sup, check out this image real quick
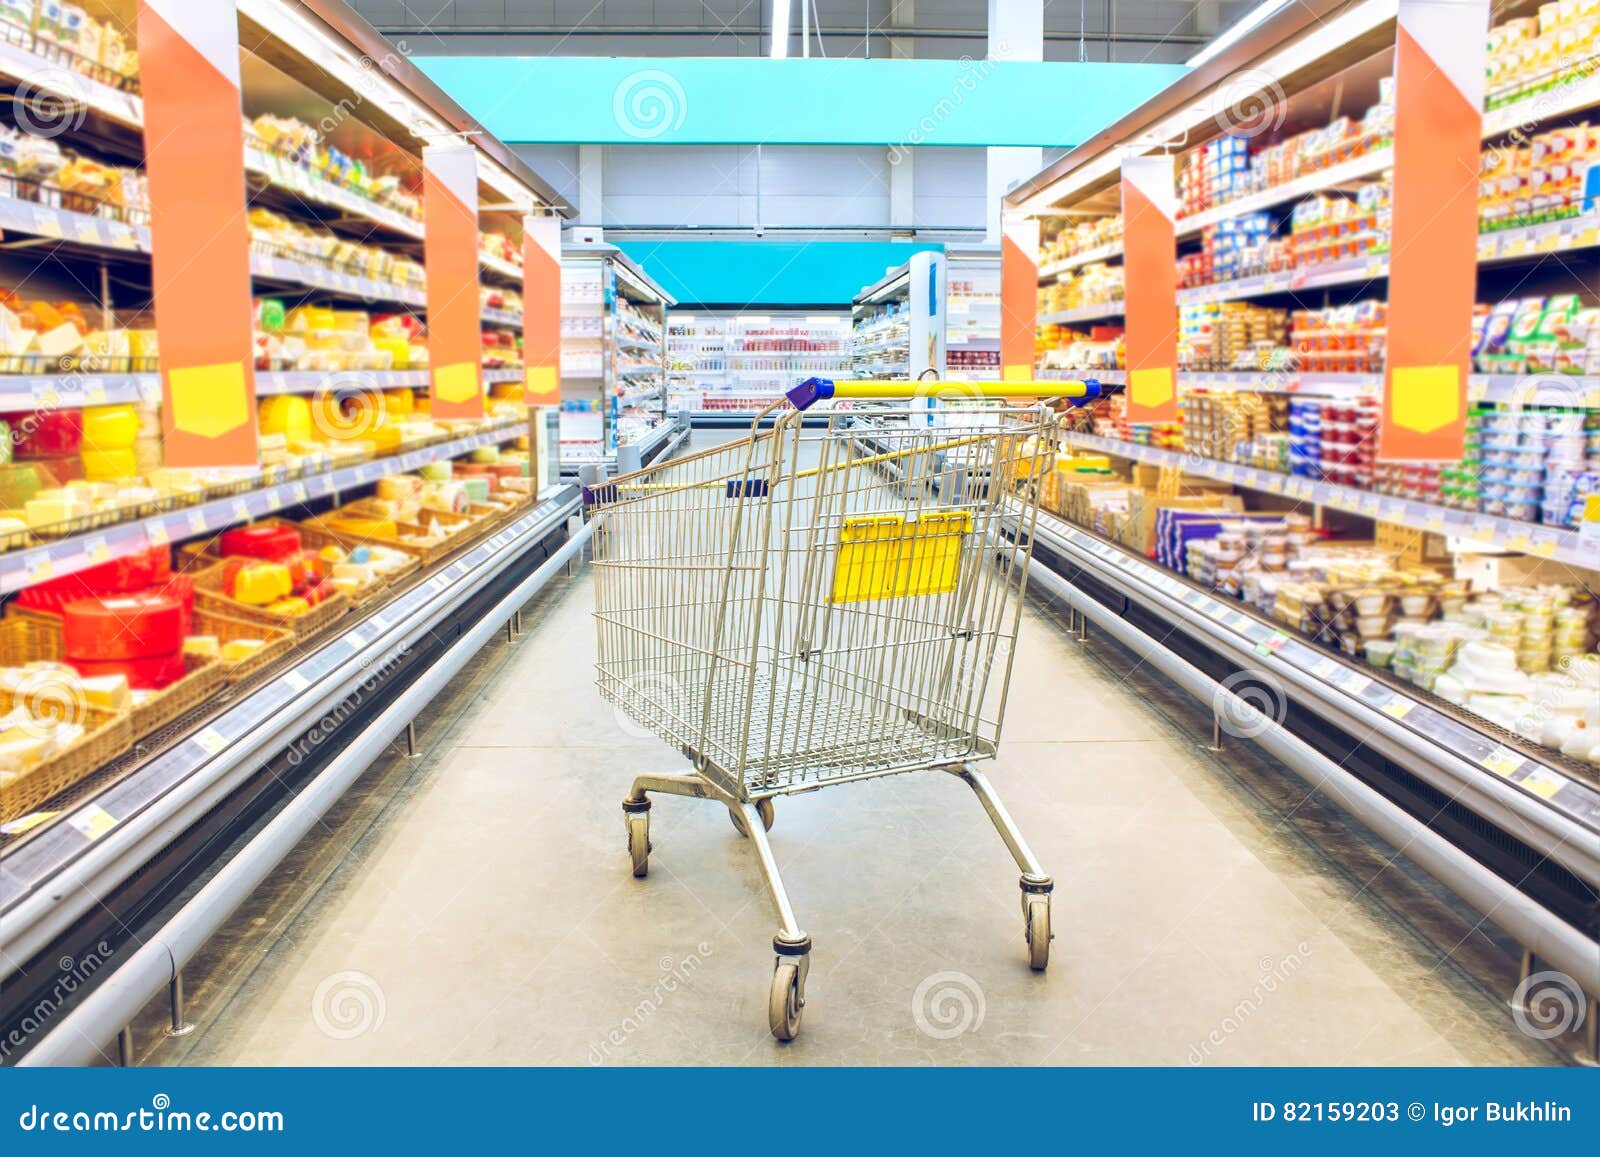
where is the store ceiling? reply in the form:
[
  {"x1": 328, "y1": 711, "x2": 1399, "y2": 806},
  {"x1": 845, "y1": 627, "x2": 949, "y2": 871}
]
[{"x1": 351, "y1": 0, "x2": 1257, "y2": 62}]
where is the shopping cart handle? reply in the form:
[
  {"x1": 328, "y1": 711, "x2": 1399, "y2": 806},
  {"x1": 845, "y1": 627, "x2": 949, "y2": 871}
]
[{"x1": 786, "y1": 377, "x2": 1101, "y2": 411}]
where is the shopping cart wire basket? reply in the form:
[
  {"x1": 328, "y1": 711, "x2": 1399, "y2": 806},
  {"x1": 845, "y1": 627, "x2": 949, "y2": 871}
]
[{"x1": 591, "y1": 375, "x2": 1101, "y2": 1039}]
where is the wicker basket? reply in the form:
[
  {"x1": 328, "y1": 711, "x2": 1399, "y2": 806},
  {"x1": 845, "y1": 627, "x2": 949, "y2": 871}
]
[
  {"x1": 0, "y1": 687, "x2": 132, "y2": 826},
  {"x1": 174, "y1": 519, "x2": 415, "y2": 606},
  {"x1": 307, "y1": 507, "x2": 478, "y2": 567},
  {"x1": 191, "y1": 562, "x2": 351, "y2": 637},
  {"x1": 0, "y1": 612, "x2": 225, "y2": 741},
  {"x1": 191, "y1": 608, "x2": 298, "y2": 685}
]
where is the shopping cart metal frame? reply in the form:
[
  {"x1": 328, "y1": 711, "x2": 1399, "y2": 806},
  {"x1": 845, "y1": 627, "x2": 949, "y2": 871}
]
[{"x1": 593, "y1": 376, "x2": 1101, "y2": 1040}]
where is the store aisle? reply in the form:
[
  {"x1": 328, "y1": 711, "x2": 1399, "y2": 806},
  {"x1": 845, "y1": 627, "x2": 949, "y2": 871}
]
[{"x1": 161, "y1": 541, "x2": 1561, "y2": 1067}]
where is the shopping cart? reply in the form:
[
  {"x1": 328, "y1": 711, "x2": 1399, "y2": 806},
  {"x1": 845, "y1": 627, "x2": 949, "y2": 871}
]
[{"x1": 590, "y1": 376, "x2": 1101, "y2": 1040}]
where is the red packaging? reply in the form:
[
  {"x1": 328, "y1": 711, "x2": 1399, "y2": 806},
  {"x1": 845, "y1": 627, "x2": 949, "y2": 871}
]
[
  {"x1": 13, "y1": 546, "x2": 172, "y2": 614},
  {"x1": 1, "y1": 410, "x2": 83, "y2": 458},
  {"x1": 70, "y1": 652, "x2": 188, "y2": 690},
  {"x1": 219, "y1": 524, "x2": 302, "y2": 561},
  {"x1": 61, "y1": 594, "x2": 184, "y2": 661}
]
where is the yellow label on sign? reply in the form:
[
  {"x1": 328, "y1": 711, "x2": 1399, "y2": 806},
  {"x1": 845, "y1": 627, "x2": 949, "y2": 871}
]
[
  {"x1": 1002, "y1": 363, "x2": 1034, "y2": 384},
  {"x1": 168, "y1": 361, "x2": 249, "y2": 439},
  {"x1": 524, "y1": 365, "x2": 559, "y2": 404},
  {"x1": 0, "y1": 810, "x2": 58, "y2": 835},
  {"x1": 1380, "y1": 699, "x2": 1414, "y2": 720},
  {"x1": 1390, "y1": 364, "x2": 1461, "y2": 435},
  {"x1": 434, "y1": 361, "x2": 480, "y2": 404},
  {"x1": 1519, "y1": 771, "x2": 1564, "y2": 799},
  {"x1": 1584, "y1": 495, "x2": 1600, "y2": 524},
  {"x1": 1129, "y1": 367, "x2": 1174, "y2": 409},
  {"x1": 70, "y1": 805, "x2": 117, "y2": 840}
]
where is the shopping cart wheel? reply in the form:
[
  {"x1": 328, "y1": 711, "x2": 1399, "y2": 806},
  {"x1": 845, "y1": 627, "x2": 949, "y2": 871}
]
[
  {"x1": 769, "y1": 961, "x2": 804, "y2": 1041},
  {"x1": 729, "y1": 798, "x2": 776, "y2": 837},
  {"x1": 625, "y1": 808, "x2": 651, "y2": 877},
  {"x1": 1024, "y1": 894, "x2": 1052, "y2": 971}
]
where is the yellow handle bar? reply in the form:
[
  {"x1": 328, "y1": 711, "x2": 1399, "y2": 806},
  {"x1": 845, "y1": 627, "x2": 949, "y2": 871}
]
[{"x1": 786, "y1": 377, "x2": 1102, "y2": 410}]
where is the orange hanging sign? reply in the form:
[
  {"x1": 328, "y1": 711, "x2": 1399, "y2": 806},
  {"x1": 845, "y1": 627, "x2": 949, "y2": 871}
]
[
  {"x1": 1000, "y1": 212, "x2": 1039, "y2": 383},
  {"x1": 522, "y1": 214, "x2": 562, "y2": 406},
  {"x1": 424, "y1": 142, "x2": 485, "y2": 420},
  {"x1": 1120, "y1": 155, "x2": 1178, "y2": 423},
  {"x1": 137, "y1": 0, "x2": 258, "y2": 467},
  {"x1": 1380, "y1": 0, "x2": 1489, "y2": 461}
]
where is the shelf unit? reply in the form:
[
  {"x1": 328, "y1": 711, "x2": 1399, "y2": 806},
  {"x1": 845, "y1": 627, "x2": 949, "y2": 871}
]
[
  {"x1": 560, "y1": 243, "x2": 672, "y2": 466},
  {"x1": 0, "y1": 0, "x2": 596, "y2": 1062},
  {"x1": 1006, "y1": 0, "x2": 1600, "y2": 1018},
  {"x1": 942, "y1": 248, "x2": 1002, "y2": 382},
  {"x1": 667, "y1": 311, "x2": 853, "y2": 416}
]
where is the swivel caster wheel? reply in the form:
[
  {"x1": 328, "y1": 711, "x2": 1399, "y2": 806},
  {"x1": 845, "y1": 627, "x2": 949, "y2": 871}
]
[
  {"x1": 769, "y1": 960, "x2": 804, "y2": 1041},
  {"x1": 729, "y1": 798, "x2": 775, "y2": 837},
  {"x1": 624, "y1": 805, "x2": 651, "y2": 877},
  {"x1": 1023, "y1": 893, "x2": 1052, "y2": 971}
]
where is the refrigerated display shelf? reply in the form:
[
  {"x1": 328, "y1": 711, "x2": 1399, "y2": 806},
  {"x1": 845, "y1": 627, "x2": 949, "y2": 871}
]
[
  {"x1": 0, "y1": 372, "x2": 160, "y2": 410},
  {"x1": 0, "y1": 195, "x2": 146, "y2": 254},
  {"x1": 480, "y1": 253, "x2": 523, "y2": 283},
  {"x1": 1012, "y1": 503, "x2": 1600, "y2": 898},
  {"x1": 244, "y1": 145, "x2": 424, "y2": 241},
  {"x1": 483, "y1": 368, "x2": 524, "y2": 384},
  {"x1": 250, "y1": 252, "x2": 426, "y2": 307},
  {"x1": 0, "y1": 38, "x2": 142, "y2": 129},
  {"x1": 481, "y1": 307, "x2": 523, "y2": 328},
  {"x1": 254, "y1": 370, "x2": 431, "y2": 395},
  {"x1": 1167, "y1": 371, "x2": 1600, "y2": 406},
  {"x1": 1037, "y1": 241, "x2": 1122, "y2": 280},
  {"x1": 1054, "y1": 429, "x2": 1596, "y2": 568},
  {"x1": 0, "y1": 420, "x2": 525, "y2": 595},
  {"x1": 0, "y1": 484, "x2": 582, "y2": 976},
  {"x1": 1039, "y1": 302, "x2": 1126, "y2": 326}
]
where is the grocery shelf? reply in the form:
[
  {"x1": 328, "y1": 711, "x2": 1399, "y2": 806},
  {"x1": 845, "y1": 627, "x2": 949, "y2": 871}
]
[
  {"x1": 483, "y1": 367, "x2": 524, "y2": 384},
  {"x1": 480, "y1": 253, "x2": 523, "y2": 284},
  {"x1": 1039, "y1": 302, "x2": 1126, "y2": 326},
  {"x1": 0, "y1": 37, "x2": 141, "y2": 130},
  {"x1": 1037, "y1": 241, "x2": 1123, "y2": 281},
  {"x1": 1055, "y1": 429, "x2": 1595, "y2": 568},
  {"x1": 0, "y1": 484, "x2": 582, "y2": 981},
  {"x1": 0, "y1": 420, "x2": 526, "y2": 596},
  {"x1": 482, "y1": 307, "x2": 524, "y2": 328},
  {"x1": 1175, "y1": 148, "x2": 1396, "y2": 239},
  {"x1": 1012, "y1": 503, "x2": 1600, "y2": 948},
  {"x1": 0, "y1": 194, "x2": 147, "y2": 254},
  {"x1": 1171, "y1": 371, "x2": 1600, "y2": 407},
  {"x1": 0, "y1": 372, "x2": 160, "y2": 411},
  {"x1": 254, "y1": 370, "x2": 431, "y2": 395},
  {"x1": 1022, "y1": 502, "x2": 1600, "y2": 840},
  {"x1": 249, "y1": 252, "x2": 426, "y2": 307},
  {"x1": 244, "y1": 146, "x2": 424, "y2": 242}
]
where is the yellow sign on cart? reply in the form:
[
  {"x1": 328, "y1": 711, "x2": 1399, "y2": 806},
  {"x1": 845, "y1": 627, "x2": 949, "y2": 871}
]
[{"x1": 831, "y1": 511, "x2": 974, "y2": 603}]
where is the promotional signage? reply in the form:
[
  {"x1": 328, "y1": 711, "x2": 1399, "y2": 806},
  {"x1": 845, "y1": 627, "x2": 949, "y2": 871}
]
[
  {"x1": 1379, "y1": 0, "x2": 1490, "y2": 460},
  {"x1": 138, "y1": 0, "x2": 258, "y2": 467},
  {"x1": 1000, "y1": 212, "x2": 1039, "y2": 383},
  {"x1": 424, "y1": 142, "x2": 486, "y2": 420},
  {"x1": 1121, "y1": 154, "x2": 1179, "y2": 422},
  {"x1": 522, "y1": 214, "x2": 562, "y2": 406}
]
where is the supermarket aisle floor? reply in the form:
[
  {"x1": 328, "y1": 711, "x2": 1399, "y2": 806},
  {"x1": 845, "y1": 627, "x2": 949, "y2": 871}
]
[{"x1": 164, "y1": 545, "x2": 1562, "y2": 1065}]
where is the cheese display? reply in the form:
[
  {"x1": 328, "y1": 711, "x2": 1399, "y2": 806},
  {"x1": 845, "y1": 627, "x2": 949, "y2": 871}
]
[
  {"x1": 61, "y1": 594, "x2": 184, "y2": 661},
  {"x1": 223, "y1": 561, "x2": 294, "y2": 606}
]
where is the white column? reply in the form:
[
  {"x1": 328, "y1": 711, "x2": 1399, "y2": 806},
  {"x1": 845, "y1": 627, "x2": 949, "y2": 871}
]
[
  {"x1": 577, "y1": 144, "x2": 604, "y2": 239},
  {"x1": 888, "y1": 0, "x2": 915, "y2": 60},
  {"x1": 985, "y1": 0, "x2": 1043, "y2": 243},
  {"x1": 889, "y1": 147, "x2": 914, "y2": 233}
]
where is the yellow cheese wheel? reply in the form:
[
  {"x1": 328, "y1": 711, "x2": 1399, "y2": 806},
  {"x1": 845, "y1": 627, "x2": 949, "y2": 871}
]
[
  {"x1": 82, "y1": 404, "x2": 140, "y2": 449},
  {"x1": 266, "y1": 596, "x2": 310, "y2": 616},
  {"x1": 233, "y1": 563, "x2": 292, "y2": 605},
  {"x1": 80, "y1": 447, "x2": 139, "y2": 481},
  {"x1": 220, "y1": 639, "x2": 266, "y2": 662},
  {"x1": 326, "y1": 515, "x2": 398, "y2": 538},
  {"x1": 259, "y1": 395, "x2": 313, "y2": 442},
  {"x1": 382, "y1": 387, "x2": 415, "y2": 416}
]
